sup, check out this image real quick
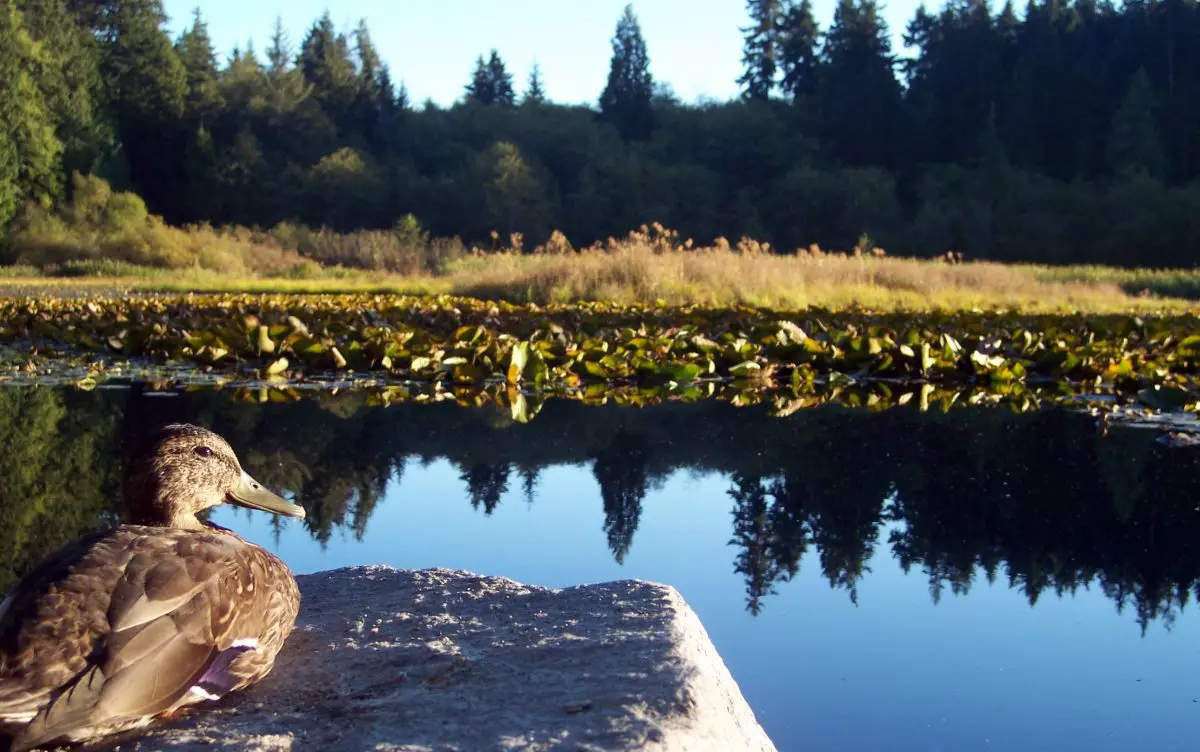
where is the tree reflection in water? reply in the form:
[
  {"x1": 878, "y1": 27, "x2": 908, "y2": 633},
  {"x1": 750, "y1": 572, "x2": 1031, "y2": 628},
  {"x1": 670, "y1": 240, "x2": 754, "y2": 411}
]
[{"x1": 0, "y1": 386, "x2": 1197, "y2": 633}]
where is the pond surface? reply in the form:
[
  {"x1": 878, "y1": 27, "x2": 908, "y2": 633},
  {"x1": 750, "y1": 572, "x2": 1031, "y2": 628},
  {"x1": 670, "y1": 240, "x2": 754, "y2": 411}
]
[{"x1": 0, "y1": 385, "x2": 1198, "y2": 751}]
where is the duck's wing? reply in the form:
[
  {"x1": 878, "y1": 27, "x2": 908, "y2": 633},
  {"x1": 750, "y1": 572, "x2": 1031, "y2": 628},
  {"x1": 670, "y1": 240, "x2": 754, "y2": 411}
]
[
  {"x1": 0, "y1": 530, "x2": 112, "y2": 720},
  {"x1": 9, "y1": 530, "x2": 269, "y2": 751}
]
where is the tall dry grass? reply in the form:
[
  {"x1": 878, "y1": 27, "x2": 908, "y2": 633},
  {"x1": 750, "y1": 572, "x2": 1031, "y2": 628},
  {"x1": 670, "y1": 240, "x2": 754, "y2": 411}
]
[
  {"x1": 445, "y1": 225, "x2": 1155, "y2": 312},
  {"x1": 3, "y1": 201, "x2": 1196, "y2": 312}
]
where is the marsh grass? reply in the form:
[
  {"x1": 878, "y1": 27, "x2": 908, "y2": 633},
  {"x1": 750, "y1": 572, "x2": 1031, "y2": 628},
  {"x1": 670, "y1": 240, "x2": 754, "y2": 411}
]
[
  {"x1": 3, "y1": 186, "x2": 1198, "y2": 313},
  {"x1": 3, "y1": 243, "x2": 1194, "y2": 313},
  {"x1": 1028, "y1": 264, "x2": 1200, "y2": 300},
  {"x1": 446, "y1": 243, "x2": 1154, "y2": 312}
]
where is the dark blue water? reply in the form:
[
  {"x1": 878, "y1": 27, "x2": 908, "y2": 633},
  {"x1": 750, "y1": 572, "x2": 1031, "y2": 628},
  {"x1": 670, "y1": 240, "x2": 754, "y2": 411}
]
[{"x1": 1, "y1": 386, "x2": 1198, "y2": 751}]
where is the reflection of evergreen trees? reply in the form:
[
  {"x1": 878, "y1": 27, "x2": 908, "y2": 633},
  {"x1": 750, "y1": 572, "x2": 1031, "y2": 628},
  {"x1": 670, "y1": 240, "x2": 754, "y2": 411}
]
[
  {"x1": 729, "y1": 473, "x2": 803, "y2": 615},
  {"x1": 0, "y1": 388, "x2": 123, "y2": 592},
  {"x1": 461, "y1": 462, "x2": 510, "y2": 515},
  {"x1": 592, "y1": 429, "x2": 649, "y2": 564},
  {"x1": 2, "y1": 387, "x2": 1200, "y2": 632}
]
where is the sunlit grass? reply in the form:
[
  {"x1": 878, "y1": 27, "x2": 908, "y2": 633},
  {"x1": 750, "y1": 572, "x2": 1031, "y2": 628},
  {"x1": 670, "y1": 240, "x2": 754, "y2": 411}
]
[
  {"x1": 441, "y1": 245, "x2": 1193, "y2": 313},
  {"x1": 1026, "y1": 263, "x2": 1200, "y2": 300},
  {"x1": 4, "y1": 223, "x2": 1199, "y2": 314}
]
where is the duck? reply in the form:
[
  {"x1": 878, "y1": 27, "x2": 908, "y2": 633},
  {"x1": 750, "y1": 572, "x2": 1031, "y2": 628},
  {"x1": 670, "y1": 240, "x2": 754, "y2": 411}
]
[{"x1": 0, "y1": 423, "x2": 306, "y2": 751}]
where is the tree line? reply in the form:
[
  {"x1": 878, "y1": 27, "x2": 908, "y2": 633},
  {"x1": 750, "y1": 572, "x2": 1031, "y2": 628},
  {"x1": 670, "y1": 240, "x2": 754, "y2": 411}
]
[{"x1": 2, "y1": 0, "x2": 1199, "y2": 267}]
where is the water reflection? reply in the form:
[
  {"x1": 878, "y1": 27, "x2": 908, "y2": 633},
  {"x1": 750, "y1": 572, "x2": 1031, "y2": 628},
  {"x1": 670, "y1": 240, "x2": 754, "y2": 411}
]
[{"x1": 0, "y1": 385, "x2": 1198, "y2": 635}]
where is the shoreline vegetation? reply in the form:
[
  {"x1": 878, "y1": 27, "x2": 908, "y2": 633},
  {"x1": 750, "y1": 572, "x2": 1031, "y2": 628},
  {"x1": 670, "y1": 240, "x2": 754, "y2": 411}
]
[
  {"x1": 4, "y1": 289, "x2": 1200, "y2": 411},
  {"x1": 1, "y1": 176, "x2": 1199, "y2": 315}
]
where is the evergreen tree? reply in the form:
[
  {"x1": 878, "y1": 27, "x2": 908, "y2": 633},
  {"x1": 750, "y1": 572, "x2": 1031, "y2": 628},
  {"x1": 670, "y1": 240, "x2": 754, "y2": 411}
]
[
  {"x1": 350, "y1": 19, "x2": 385, "y2": 144},
  {"x1": 96, "y1": 0, "x2": 187, "y2": 123},
  {"x1": 778, "y1": 0, "x2": 821, "y2": 102},
  {"x1": 264, "y1": 14, "x2": 309, "y2": 113},
  {"x1": 1108, "y1": 67, "x2": 1166, "y2": 179},
  {"x1": 904, "y1": 1, "x2": 1006, "y2": 165},
  {"x1": 465, "y1": 55, "x2": 492, "y2": 104},
  {"x1": 353, "y1": 19, "x2": 381, "y2": 84},
  {"x1": 299, "y1": 12, "x2": 356, "y2": 121},
  {"x1": 266, "y1": 15, "x2": 289, "y2": 74},
  {"x1": 0, "y1": 2, "x2": 64, "y2": 225},
  {"x1": 376, "y1": 64, "x2": 398, "y2": 113},
  {"x1": 465, "y1": 49, "x2": 515, "y2": 106},
  {"x1": 92, "y1": 0, "x2": 188, "y2": 219},
  {"x1": 262, "y1": 11, "x2": 312, "y2": 146},
  {"x1": 394, "y1": 79, "x2": 410, "y2": 111},
  {"x1": 221, "y1": 42, "x2": 267, "y2": 111},
  {"x1": 487, "y1": 49, "x2": 515, "y2": 106},
  {"x1": 16, "y1": 0, "x2": 112, "y2": 179},
  {"x1": 600, "y1": 4, "x2": 654, "y2": 140},
  {"x1": 738, "y1": 0, "x2": 785, "y2": 100},
  {"x1": 819, "y1": 0, "x2": 907, "y2": 168},
  {"x1": 372, "y1": 63, "x2": 401, "y2": 154},
  {"x1": 175, "y1": 8, "x2": 223, "y2": 122},
  {"x1": 523, "y1": 61, "x2": 546, "y2": 105}
]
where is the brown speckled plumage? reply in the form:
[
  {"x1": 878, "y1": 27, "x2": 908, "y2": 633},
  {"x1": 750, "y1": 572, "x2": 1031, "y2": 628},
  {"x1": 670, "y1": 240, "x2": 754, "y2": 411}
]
[{"x1": 0, "y1": 424, "x2": 305, "y2": 751}]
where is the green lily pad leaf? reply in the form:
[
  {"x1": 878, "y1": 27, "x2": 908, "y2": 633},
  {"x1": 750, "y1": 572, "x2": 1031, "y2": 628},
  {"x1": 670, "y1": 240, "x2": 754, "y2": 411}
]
[
  {"x1": 920, "y1": 342, "x2": 935, "y2": 373},
  {"x1": 729, "y1": 361, "x2": 761, "y2": 376},
  {"x1": 528, "y1": 349, "x2": 549, "y2": 386},
  {"x1": 292, "y1": 337, "x2": 325, "y2": 356},
  {"x1": 663, "y1": 362, "x2": 703, "y2": 383},
  {"x1": 582, "y1": 361, "x2": 610, "y2": 379},
  {"x1": 1176, "y1": 335, "x2": 1200, "y2": 358},
  {"x1": 266, "y1": 357, "x2": 289, "y2": 376}
]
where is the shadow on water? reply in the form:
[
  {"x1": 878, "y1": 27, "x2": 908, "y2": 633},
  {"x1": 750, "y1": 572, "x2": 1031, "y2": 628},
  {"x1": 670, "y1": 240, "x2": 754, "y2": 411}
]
[{"x1": 1, "y1": 384, "x2": 1198, "y2": 634}]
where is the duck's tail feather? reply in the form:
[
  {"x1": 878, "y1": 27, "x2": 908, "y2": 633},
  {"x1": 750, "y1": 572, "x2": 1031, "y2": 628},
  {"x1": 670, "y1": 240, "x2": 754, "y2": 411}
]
[
  {"x1": 0, "y1": 680, "x2": 50, "y2": 728},
  {"x1": 9, "y1": 665, "x2": 105, "y2": 752}
]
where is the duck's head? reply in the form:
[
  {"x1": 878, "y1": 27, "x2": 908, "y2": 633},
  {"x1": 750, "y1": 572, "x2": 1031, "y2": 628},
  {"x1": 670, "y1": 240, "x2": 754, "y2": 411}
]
[{"x1": 123, "y1": 423, "x2": 306, "y2": 529}]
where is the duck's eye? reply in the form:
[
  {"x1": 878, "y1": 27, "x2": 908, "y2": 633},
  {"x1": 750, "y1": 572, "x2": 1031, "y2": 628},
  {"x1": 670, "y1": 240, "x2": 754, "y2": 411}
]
[{"x1": 194, "y1": 446, "x2": 215, "y2": 458}]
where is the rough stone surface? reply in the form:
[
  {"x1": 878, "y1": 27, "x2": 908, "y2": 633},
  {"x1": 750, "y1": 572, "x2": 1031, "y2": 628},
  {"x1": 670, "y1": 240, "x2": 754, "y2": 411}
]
[{"x1": 123, "y1": 566, "x2": 777, "y2": 752}]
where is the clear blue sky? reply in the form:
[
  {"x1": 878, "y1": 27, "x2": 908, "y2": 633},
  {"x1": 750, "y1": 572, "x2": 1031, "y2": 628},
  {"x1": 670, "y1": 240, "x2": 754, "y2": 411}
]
[{"x1": 163, "y1": 1, "x2": 924, "y2": 107}]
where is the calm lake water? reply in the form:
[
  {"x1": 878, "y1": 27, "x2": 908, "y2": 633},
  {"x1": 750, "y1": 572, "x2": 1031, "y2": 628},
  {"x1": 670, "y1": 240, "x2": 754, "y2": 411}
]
[{"x1": 1, "y1": 384, "x2": 1198, "y2": 751}]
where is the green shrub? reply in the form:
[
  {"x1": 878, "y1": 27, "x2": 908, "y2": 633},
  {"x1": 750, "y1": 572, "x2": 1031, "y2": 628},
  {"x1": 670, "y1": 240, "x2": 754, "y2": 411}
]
[
  {"x1": 267, "y1": 214, "x2": 459, "y2": 274},
  {"x1": 6, "y1": 173, "x2": 305, "y2": 275},
  {"x1": 0, "y1": 264, "x2": 42, "y2": 278}
]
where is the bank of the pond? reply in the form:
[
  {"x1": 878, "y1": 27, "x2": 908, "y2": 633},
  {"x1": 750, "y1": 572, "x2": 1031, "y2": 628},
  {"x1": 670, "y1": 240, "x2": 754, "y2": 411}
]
[
  {"x1": 132, "y1": 566, "x2": 776, "y2": 752},
  {"x1": 5, "y1": 248, "x2": 1200, "y2": 314}
]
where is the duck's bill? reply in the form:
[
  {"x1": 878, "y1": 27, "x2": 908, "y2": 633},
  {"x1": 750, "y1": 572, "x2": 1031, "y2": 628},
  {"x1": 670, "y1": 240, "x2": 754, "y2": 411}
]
[{"x1": 229, "y1": 471, "x2": 306, "y2": 519}]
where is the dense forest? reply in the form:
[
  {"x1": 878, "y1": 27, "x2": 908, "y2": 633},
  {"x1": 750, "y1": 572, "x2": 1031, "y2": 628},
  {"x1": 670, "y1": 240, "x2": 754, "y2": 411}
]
[{"x1": 2, "y1": 0, "x2": 1200, "y2": 266}]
